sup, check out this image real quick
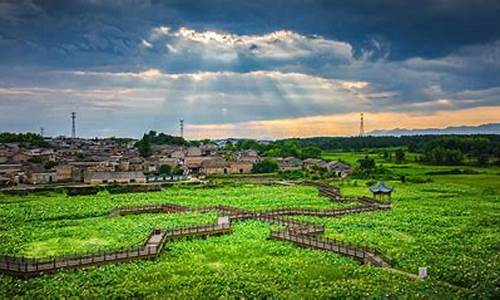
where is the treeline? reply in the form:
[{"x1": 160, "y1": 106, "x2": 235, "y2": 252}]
[
  {"x1": 136, "y1": 131, "x2": 190, "y2": 157},
  {"x1": 0, "y1": 132, "x2": 49, "y2": 147},
  {"x1": 292, "y1": 135, "x2": 500, "y2": 166},
  {"x1": 134, "y1": 132, "x2": 500, "y2": 166},
  {"x1": 226, "y1": 139, "x2": 322, "y2": 160},
  {"x1": 419, "y1": 136, "x2": 499, "y2": 166},
  {"x1": 289, "y1": 135, "x2": 500, "y2": 152}
]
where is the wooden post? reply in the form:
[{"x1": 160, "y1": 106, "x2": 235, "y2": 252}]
[{"x1": 419, "y1": 267, "x2": 428, "y2": 279}]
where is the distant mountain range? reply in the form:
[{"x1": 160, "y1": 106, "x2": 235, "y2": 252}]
[{"x1": 368, "y1": 123, "x2": 500, "y2": 136}]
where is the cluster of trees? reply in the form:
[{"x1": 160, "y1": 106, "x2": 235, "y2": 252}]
[
  {"x1": 292, "y1": 134, "x2": 500, "y2": 153},
  {"x1": 293, "y1": 136, "x2": 407, "y2": 151},
  {"x1": 136, "y1": 131, "x2": 189, "y2": 157},
  {"x1": 227, "y1": 139, "x2": 322, "y2": 160},
  {"x1": 250, "y1": 159, "x2": 333, "y2": 180},
  {"x1": 383, "y1": 149, "x2": 406, "y2": 163},
  {"x1": 0, "y1": 132, "x2": 48, "y2": 147},
  {"x1": 157, "y1": 164, "x2": 184, "y2": 176},
  {"x1": 292, "y1": 135, "x2": 500, "y2": 167},
  {"x1": 419, "y1": 136, "x2": 498, "y2": 166},
  {"x1": 251, "y1": 159, "x2": 279, "y2": 173},
  {"x1": 350, "y1": 156, "x2": 391, "y2": 179}
]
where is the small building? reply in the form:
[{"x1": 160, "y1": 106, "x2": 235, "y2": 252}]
[
  {"x1": 28, "y1": 171, "x2": 57, "y2": 185},
  {"x1": 327, "y1": 161, "x2": 351, "y2": 177},
  {"x1": 303, "y1": 158, "x2": 328, "y2": 170},
  {"x1": 170, "y1": 150, "x2": 186, "y2": 159},
  {"x1": 0, "y1": 164, "x2": 23, "y2": 185},
  {"x1": 200, "y1": 158, "x2": 230, "y2": 175},
  {"x1": 200, "y1": 159, "x2": 253, "y2": 175},
  {"x1": 84, "y1": 171, "x2": 146, "y2": 185},
  {"x1": 0, "y1": 176, "x2": 13, "y2": 187},
  {"x1": 228, "y1": 161, "x2": 253, "y2": 174},
  {"x1": 184, "y1": 156, "x2": 213, "y2": 174},
  {"x1": 277, "y1": 157, "x2": 303, "y2": 171},
  {"x1": 143, "y1": 162, "x2": 157, "y2": 173},
  {"x1": 237, "y1": 150, "x2": 260, "y2": 164},
  {"x1": 369, "y1": 181, "x2": 393, "y2": 200},
  {"x1": 200, "y1": 144, "x2": 219, "y2": 156},
  {"x1": 117, "y1": 160, "x2": 130, "y2": 172},
  {"x1": 12, "y1": 153, "x2": 32, "y2": 164},
  {"x1": 186, "y1": 147, "x2": 202, "y2": 157},
  {"x1": 129, "y1": 157, "x2": 145, "y2": 171},
  {"x1": 55, "y1": 164, "x2": 76, "y2": 182},
  {"x1": 158, "y1": 158, "x2": 180, "y2": 168}
]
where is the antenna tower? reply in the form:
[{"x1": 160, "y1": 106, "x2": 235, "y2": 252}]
[
  {"x1": 71, "y1": 112, "x2": 76, "y2": 138},
  {"x1": 359, "y1": 113, "x2": 365, "y2": 137},
  {"x1": 180, "y1": 118, "x2": 184, "y2": 139}
]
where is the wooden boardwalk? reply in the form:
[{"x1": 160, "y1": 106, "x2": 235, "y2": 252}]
[
  {"x1": 0, "y1": 223, "x2": 230, "y2": 278},
  {"x1": 1, "y1": 182, "x2": 392, "y2": 278}
]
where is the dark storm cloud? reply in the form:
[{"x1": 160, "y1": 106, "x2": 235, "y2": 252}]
[{"x1": 2, "y1": 0, "x2": 500, "y2": 65}]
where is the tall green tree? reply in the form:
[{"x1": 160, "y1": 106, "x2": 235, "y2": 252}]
[
  {"x1": 395, "y1": 149, "x2": 405, "y2": 163},
  {"x1": 301, "y1": 146, "x2": 322, "y2": 159},
  {"x1": 136, "y1": 134, "x2": 152, "y2": 157}
]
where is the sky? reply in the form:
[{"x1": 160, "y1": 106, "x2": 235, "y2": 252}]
[{"x1": 0, "y1": 0, "x2": 500, "y2": 139}]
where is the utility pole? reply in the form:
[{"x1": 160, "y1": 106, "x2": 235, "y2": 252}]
[
  {"x1": 359, "y1": 113, "x2": 365, "y2": 137},
  {"x1": 180, "y1": 118, "x2": 184, "y2": 139},
  {"x1": 71, "y1": 112, "x2": 76, "y2": 138}
]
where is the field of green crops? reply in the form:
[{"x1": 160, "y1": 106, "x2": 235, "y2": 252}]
[{"x1": 1, "y1": 168, "x2": 499, "y2": 298}]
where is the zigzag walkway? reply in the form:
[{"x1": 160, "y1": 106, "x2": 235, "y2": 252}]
[
  {"x1": 0, "y1": 182, "x2": 392, "y2": 278},
  {"x1": 0, "y1": 223, "x2": 230, "y2": 278}
]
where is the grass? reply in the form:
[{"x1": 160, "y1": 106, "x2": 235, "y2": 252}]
[{"x1": 0, "y1": 170, "x2": 499, "y2": 298}]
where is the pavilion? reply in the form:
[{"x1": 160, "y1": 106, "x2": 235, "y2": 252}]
[{"x1": 369, "y1": 181, "x2": 393, "y2": 201}]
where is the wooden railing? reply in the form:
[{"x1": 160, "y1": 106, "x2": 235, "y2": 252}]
[
  {"x1": 258, "y1": 205, "x2": 387, "y2": 217},
  {"x1": 0, "y1": 223, "x2": 231, "y2": 278},
  {"x1": 270, "y1": 231, "x2": 391, "y2": 267}
]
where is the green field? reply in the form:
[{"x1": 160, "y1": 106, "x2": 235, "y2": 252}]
[{"x1": 1, "y1": 163, "x2": 499, "y2": 298}]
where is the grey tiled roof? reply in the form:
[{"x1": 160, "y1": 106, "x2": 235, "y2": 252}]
[{"x1": 369, "y1": 181, "x2": 393, "y2": 193}]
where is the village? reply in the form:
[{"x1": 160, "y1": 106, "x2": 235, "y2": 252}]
[{"x1": 0, "y1": 136, "x2": 351, "y2": 188}]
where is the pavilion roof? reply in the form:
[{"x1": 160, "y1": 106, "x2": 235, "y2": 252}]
[{"x1": 369, "y1": 181, "x2": 393, "y2": 193}]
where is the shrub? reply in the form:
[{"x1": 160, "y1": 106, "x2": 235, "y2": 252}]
[
  {"x1": 407, "y1": 176, "x2": 433, "y2": 184},
  {"x1": 252, "y1": 159, "x2": 279, "y2": 173},
  {"x1": 425, "y1": 168, "x2": 480, "y2": 176},
  {"x1": 279, "y1": 170, "x2": 304, "y2": 180}
]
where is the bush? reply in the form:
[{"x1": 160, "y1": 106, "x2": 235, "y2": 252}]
[
  {"x1": 106, "y1": 184, "x2": 161, "y2": 194},
  {"x1": 158, "y1": 164, "x2": 172, "y2": 176},
  {"x1": 301, "y1": 146, "x2": 322, "y2": 159},
  {"x1": 279, "y1": 170, "x2": 304, "y2": 180},
  {"x1": 365, "y1": 180, "x2": 377, "y2": 187},
  {"x1": 407, "y1": 176, "x2": 433, "y2": 184},
  {"x1": 66, "y1": 187, "x2": 100, "y2": 196},
  {"x1": 425, "y1": 168, "x2": 480, "y2": 176},
  {"x1": 252, "y1": 159, "x2": 279, "y2": 173},
  {"x1": 44, "y1": 161, "x2": 58, "y2": 170},
  {"x1": 395, "y1": 149, "x2": 405, "y2": 163}
]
